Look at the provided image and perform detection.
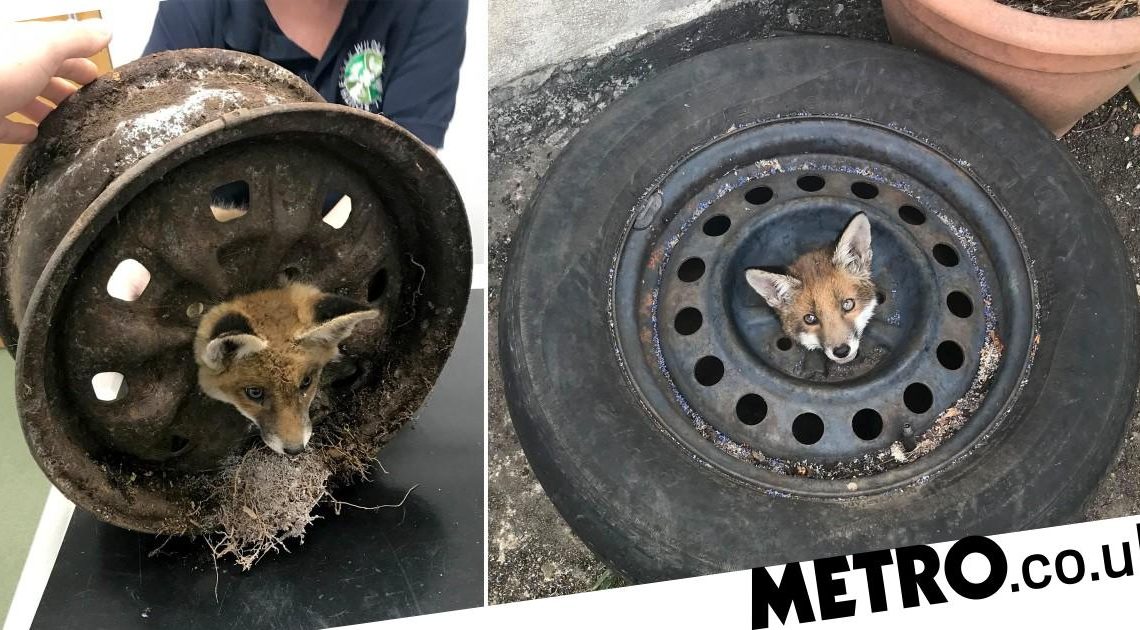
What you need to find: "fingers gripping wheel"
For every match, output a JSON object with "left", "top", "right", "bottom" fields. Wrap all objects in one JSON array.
[{"left": 0, "top": 50, "right": 471, "bottom": 533}]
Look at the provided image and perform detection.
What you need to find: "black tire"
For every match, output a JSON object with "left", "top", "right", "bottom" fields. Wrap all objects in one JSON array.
[{"left": 500, "top": 36, "right": 1139, "bottom": 582}]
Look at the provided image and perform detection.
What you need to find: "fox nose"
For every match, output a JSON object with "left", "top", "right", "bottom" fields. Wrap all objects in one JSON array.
[
  {"left": 284, "top": 445, "right": 306, "bottom": 456},
  {"left": 833, "top": 344, "right": 851, "bottom": 359}
]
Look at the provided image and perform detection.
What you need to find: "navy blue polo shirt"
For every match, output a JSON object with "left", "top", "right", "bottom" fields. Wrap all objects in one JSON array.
[{"left": 144, "top": 0, "right": 466, "bottom": 147}]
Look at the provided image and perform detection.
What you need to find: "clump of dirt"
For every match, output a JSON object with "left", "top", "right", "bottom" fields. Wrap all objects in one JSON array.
[
  {"left": 200, "top": 419, "right": 379, "bottom": 569},
  {"left": 207, "top": 448, "right": 333, "bottom": 570},
  {"left": 998, "top": 0, "right": 1140, "bottom": 19}
]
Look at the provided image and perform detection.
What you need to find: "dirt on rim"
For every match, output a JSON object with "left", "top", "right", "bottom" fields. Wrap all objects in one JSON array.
[{"left": 488, "top": 0, "right": 1140, "bottom": 605}]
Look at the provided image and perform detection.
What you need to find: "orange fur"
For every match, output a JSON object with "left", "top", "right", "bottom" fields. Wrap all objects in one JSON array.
[
  {"left": 746, "top": 213, "right": 878, "bottom": 363},
  {"left": 193, "top": 284, "right": 378, "bottom": 454},
  {"left": 776, "top": 249, "right": 876, "bottom": 349}
]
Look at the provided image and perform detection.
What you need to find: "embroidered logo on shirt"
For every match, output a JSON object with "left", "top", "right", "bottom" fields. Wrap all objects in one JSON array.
[{"left": 340, "top": 40, "right": 385, "bottom": 112}]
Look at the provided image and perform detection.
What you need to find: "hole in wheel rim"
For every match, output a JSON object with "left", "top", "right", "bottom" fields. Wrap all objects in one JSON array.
[
  {"left": 736, "top": 394, "right": 767, "bottom": 425},
  {"left": 937, "top": 341, "right": 965, "bottom": 370},
  {"left": 793, "top": 413, "right": 825, "bottom": 445},
  {"left": 851, "top": 182, "right": 878, "bottom": 199},
  {"left": 898, "top": 205, "right": 925, "bottom": 225},
  {"left": 91, "top": 372, "right": 126, "bottom": 402},
  {"left": 745, "top": 186, "right": 774, "bottom": 205},
  {"left": 797, "top": 175, "right": 825, "bottom": 192},
  {"left": 170, "top": 435, "right": 190, "bottom": 453},
  {"left": 933, "top": 243, "right": 959, "bottom": 267},
  {"left": 677, "top": 258, "right": 705, "bottom": 282},
  {"left": 694, "top": 356, "right": 724, "bottom": 386},
  {"left": 106, "top": 259, "right": 150, "bottom": 302},
  {"left": 852, "top": 409, "right": 883, "bottom": 440},
  {"left": 702, "top": 215, "right": 731, "bottom": 237},
  {"left": 674, "top": 308, "right": 703, "bottom": 335},
  {"left": 904, "top": 383, "right": 934, "bottom": 414},
  {"left": 321, "top": 193, "right": 353, "bottom": 229},
  {"left": 210, "top": 180, "right": 250, "bottom": 223},
  {"left": 947, "top": 291, "right": 973, "bottom": 318},
  {"left": 367, "top": 268, "right": 388, "bottom": 302}
]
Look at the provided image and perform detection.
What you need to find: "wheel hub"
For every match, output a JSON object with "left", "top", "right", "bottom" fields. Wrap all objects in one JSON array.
[
  {"left": 0, "top": 50, "right": 471, "bottom": 532},
  {"left": 61, "top": 139, "right": 403, "bottom": 471},
  {"left": 612, "top": 117, "right": 1032, "bottom": 495}
]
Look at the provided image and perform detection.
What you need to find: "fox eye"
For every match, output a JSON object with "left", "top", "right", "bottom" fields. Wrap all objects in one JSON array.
[
  {"left": 244, "top": 386, "right": 264, "bottom": 401},
  {"left": 842, "top": 298, "right": 855, "bottom": 312},
  {"left": 300, "top": 374, "right": 313, "bottom": 389},
  {"left": 803, "top": 313, "right": 818, "bottom": 325}
]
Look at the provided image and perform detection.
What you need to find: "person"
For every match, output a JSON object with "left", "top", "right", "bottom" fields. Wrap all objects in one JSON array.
[
  {"left": 0, "top": 19, "right": 112, "bottom": 144},
  {"left": 144, "top": 0, "right": 466, "bottom": 149}
]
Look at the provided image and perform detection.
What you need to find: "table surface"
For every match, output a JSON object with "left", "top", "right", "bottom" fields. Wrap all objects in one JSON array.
[{"left": 32, "top": 291, "right": 484, "bottom": 630}]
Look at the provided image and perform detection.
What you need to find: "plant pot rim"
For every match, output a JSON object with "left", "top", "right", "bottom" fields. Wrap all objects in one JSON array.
[{"left": 907, "top": 0, "right": 1140, "bottom": 57}]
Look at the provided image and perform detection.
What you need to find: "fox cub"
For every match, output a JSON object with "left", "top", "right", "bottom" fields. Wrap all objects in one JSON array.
[
  {"left": 194, "top": 284, "right": 378, "bottom": 455},
  {"left": 745, "top": 213, "right": 878, "bottom": 364}
]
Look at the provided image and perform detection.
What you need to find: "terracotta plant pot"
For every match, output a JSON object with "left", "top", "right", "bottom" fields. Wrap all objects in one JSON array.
[{"left": 882, "top": 0, "right": 1140, "bottom": 136}]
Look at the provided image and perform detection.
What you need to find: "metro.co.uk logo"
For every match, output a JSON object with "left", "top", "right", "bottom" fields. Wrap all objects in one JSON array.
[{"left": 752, "top": 524, "right": 1140, "bottom": 628}]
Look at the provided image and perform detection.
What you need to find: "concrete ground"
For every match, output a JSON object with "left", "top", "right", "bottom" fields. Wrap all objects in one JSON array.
[
  {"left": 488, "top": 0, "right": 1140, "bottom": 604},
  {"left": 489, "top": 0, "right": 749, "bottom": 86}
]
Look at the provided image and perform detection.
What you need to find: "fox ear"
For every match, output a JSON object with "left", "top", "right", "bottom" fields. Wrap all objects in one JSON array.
[
  {"left": 297, "top": 294, "right": 379, "bottom": 347},
  {"left": 199, "top": 312, "right": 267, "bottom": 371},
  {"left": 201, "top": 334, "right": 268, "bottom": 372},
  {"left": 745, "top": 269, "right": 802, "bottom": 308},
  {"left": 833, "top": 212, "right": 873, "bottom": 277}
]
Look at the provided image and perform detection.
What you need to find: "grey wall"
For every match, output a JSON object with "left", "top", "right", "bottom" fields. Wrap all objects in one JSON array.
[{"left": 489, "top": 0, "right": 741, "bottom": 86}]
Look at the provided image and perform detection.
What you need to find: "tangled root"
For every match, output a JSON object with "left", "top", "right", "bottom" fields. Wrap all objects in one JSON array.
[
  {"left": 207, "top": 448, "right": 331, "bottom": 570},
  {"left": 204, "top": 422, "right": 381, "bottom": 570}
]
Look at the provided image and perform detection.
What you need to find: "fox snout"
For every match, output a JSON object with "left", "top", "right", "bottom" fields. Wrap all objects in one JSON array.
[
  {"left": 798, "top": 318, "right": 865, "bottom": 365},
  {"left": 824, "top": 339, "right": 858, "bottom": 365},
  {"left": 261, "top": 433, "right": 307, "bottom": 456},
  {"left": 259, "top": 416, "right": 313, "bottom": 456}
]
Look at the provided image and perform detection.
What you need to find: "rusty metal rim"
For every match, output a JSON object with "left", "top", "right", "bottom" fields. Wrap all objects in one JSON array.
[
  {"left": 0, "top": 49, "right": 324, "bottom": 354},
  {"left": 610, "top": 115, "right": 1035, "bottom": 499},
  {"left": 655, "top": 165, "right": 988, "bottom": 464},
  {"left": 14, "top": 103, "right": 470, "bottom": 533}
]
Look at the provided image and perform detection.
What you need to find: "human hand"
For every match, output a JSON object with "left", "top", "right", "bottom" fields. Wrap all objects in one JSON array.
[{"left": 0, "top": 19, "right": 112, "bottom": 144}]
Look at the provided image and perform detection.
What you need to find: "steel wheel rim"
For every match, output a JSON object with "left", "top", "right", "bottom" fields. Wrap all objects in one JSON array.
[
  {"left": 611, "top": 116, "right": 1036, "bottom": 498},
  {"left": 60, "top": 129, "right": 406, "bottom": 471},
  {"left": 4, "top": 51, "right": 470, "bottom": 533}
]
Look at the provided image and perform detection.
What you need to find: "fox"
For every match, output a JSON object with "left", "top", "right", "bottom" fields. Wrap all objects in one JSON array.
[
  {"left": 744, "top": 213, "right": 878, "bottom": 364},
  {"left": 193, "top": 283, "right": 379, "bottom": 455}
]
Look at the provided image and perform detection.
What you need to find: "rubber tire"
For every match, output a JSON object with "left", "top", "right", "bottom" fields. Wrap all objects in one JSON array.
[{"left": 500, "top": 36, "right": 1139, "bottom": 582}]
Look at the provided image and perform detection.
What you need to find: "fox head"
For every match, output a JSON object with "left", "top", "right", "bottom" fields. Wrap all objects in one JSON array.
[
  {"left": 193, "top": 283, "right": 378, "bottom": 455},
  {"left": 745, "top": 213, "right": 878, "bottom": 364}
]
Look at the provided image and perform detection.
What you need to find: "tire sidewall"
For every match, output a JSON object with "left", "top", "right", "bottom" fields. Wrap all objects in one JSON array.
[{"left": 501, "top": 36, "right": 1139, "bottom": 581}]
